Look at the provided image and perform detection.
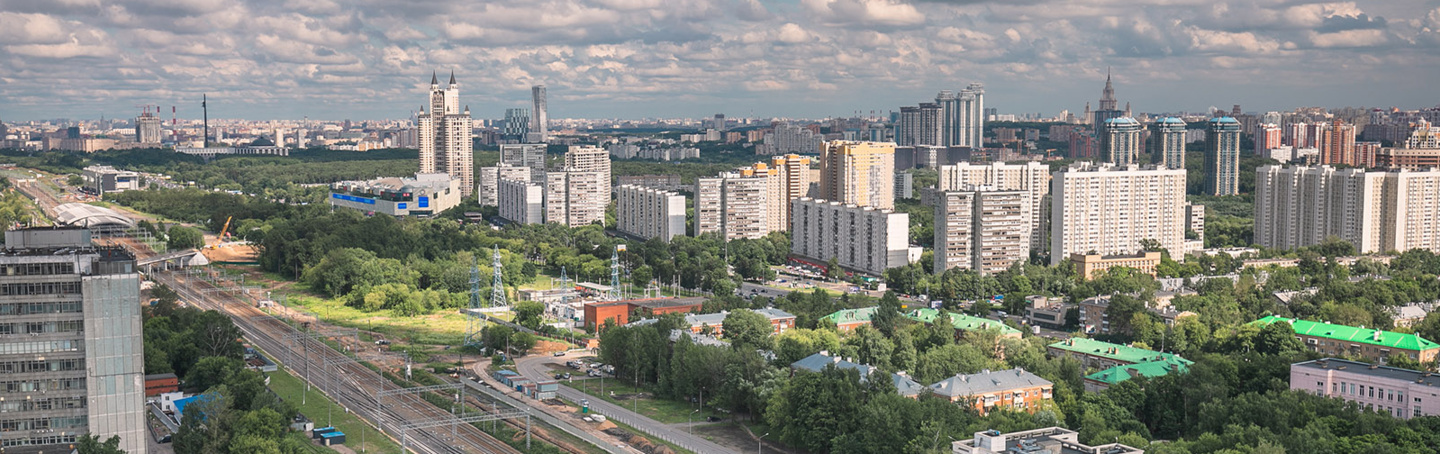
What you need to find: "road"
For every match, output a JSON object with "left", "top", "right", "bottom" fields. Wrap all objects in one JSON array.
[
  {"left": 157, "top": 271, "right": 525, "bottom": 454},
  {"left": 739, "top": 282, "right": 790, "bottom": 300},
  {"left": 513, "top": 356, "right": 740, "bottom": 454}
]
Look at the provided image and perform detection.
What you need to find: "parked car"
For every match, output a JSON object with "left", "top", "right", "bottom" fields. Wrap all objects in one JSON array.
[
  {"left": 553, "top": 351, "right": 566, "bottom": 357},
  {"left": 374, "top": 339, "right": 390, "bottom": 345},
  {"left": 587, "top": 369, "right": 602, "bottom": 377}
]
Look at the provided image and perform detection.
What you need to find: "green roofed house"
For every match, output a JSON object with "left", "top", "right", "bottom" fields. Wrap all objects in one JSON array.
[
  {"left": 1047, "top": 337, "right": 1185, "bottom": 371},
  {"left": 1252, "top": 315, "right": 1440, "bottom": 364},
  {"left": 1084, "top": 357, "right": 1193, "bottom": 392},
  {"left": 821, "top": 306, "right": 1021, "bottom": 338}
]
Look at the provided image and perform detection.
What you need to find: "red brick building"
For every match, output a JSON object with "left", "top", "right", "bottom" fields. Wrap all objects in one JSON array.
[
  {"left": 583, "top": 297, "right": 706, "bottom": 331},
  {"left": 145, "top": 373, "right": 180, "bottom": 397}
]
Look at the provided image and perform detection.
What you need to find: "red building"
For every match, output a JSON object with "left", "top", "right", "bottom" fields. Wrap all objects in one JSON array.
[
  {"left": 583, "top": 297, "right": 706, "bottom": 331},
  {"left": 145, "top": 373, "right": 180, "bottom": 397}
]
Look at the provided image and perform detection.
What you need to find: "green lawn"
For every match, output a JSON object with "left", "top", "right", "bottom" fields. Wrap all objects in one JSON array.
[
  {"left": 569, "top": 378, "right": 723, "bottom": 425},
  {"left": 267, "top": 367, "right": 400, "bottom": 454}
]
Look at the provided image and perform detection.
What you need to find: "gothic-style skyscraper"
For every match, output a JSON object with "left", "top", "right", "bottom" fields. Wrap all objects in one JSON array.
[
  {"left": 418, "top": 71, "right": 474, "bottom": 196},
  {"left": 1099, "top": 68, "right": 1118, "bottom": 111},
  {"left": 1091, "top": 68, "right": 1125, "bottom": 127}
]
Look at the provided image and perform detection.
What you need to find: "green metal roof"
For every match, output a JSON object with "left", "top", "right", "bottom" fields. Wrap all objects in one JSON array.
[
  {"left": 1047, "top": 337, "right": 1182, "bottom": 364},
  {"left": 1085, "top": 357, "right": 1193, "bottom": 385},
  {"left": 907, "top": 308, "right": 1021, "bottom": 335},
  {"left": 1252, "top": 316, "right": 1440, "bottom": 351},
  {"left": 820, "top": 306, "right": 1020, "bottom": 335}
]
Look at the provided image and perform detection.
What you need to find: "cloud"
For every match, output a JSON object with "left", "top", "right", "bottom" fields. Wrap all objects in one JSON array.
[{"left": 801, "top": 0, "right": 926, "bottom": 27}]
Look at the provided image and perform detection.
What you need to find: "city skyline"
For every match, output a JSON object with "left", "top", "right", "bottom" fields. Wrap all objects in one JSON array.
[{"left": 1, "top": 0, "right": 1438, "bottom": 121}]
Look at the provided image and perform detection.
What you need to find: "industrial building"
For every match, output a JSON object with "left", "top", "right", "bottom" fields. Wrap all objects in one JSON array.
[
  {"left": 0, "top": 228, "right": 147, "bottom": 453},
  {"left": 81, "top": 165, "right": 140, "bottom": 194},
  {"left": 328, "top": 173, "right": 462, "bottom": 217}
]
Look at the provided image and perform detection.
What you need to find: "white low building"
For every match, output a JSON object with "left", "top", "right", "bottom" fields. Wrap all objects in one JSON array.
[{"left": 329, "top": 173, "right": 461, "bottom": 217}]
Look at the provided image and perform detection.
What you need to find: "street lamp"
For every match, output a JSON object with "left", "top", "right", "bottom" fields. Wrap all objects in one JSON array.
[
  {"left": 759, "top": 432, "right": 770, "bottom": 454},
  {"left": 689, "top": 409, "right": 700, "bottom": 435}
]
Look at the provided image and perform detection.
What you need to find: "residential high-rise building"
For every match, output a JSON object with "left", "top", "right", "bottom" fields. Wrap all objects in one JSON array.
[
  {"left": 0, "top": 228, "right": 147, "bottom": 454},
  {"left": 1254, "top": 165, "right": 1440, "bottom": 253},
  {"left": 497, "top": 177, "right": 544, "bottom": 224},
  {"left": 791, "top": 198, "right": 911, "bottom": 275},
  {"left": 1098, "top": 117, "right": 1142, "bottom": 166},
  {"left": 936, "top": 91, "right": 958, "bottom": 146},
  {"left": 417, "top": 71, "right": 474, "bottom": 196},
  {"left": 958, "top": 83, "right": 985, "bottom": 149},
  {"left": 896, "top": 106, "right": 920, "bottom": 146},
  {"left": 1050, "top": 162, "right": 1188, "bottom": 265},
  {"left": 135, "top": 111, "right": 162, "bottom": 144},
  {"left": 563, "top": 145, "right": 611, "bottom": 202},
  {"left": 1151, "top": 117, "right": 1187, "bottom": 170},
  {"left": 1320, "top": 120, "right": 1356, "bottom": 166},
  {"left": 1404, "top": 119, "right": 1440, "bottom": 149},
  {"left": 819, "top": 141, "right": 895, "bottom": 210},
  {"left": 1203, "top": 116, "right": 1242, "bottom": 196},
  {"left": 695, "top": 172, "right": 771, "bottom": 240},
  {"left": 938, "top": 162, "right": 1050, "bottom": 251},
  {"left": 478, "top": 164, "right": 531, "bottom": 206},
  {"left": 760, "top": 122, "right": 823, "bottom": 155},
  {"left": 502, "top": 108, "right": 531, "bottom": 143},
  {"left": 543, "top": 171, "right": 607, "bottom": 227},
  {"left": 530, "top": 85, "right": 548, "bottom": 143},
  {"left": 616, "top": 185, "right": 686, "bottom": 241},
  {"left": 1256, "top": 123, "right": 1283, "bottom": 156},
  {"left": 933, "top": 187, "right": 1030, "bottom": 275},
  {"left": 500, "top": 143, "right": 547, "bottom": 180}
]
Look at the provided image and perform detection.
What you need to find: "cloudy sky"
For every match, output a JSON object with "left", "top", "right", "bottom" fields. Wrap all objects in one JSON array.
[{"left": 1, "top": 0, "right": 1438, "bottom": 121}]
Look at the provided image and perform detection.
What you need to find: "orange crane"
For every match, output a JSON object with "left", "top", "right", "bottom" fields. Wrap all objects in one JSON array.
[{"left": 208, "top": 216, "right": 232, "bottom": 249}]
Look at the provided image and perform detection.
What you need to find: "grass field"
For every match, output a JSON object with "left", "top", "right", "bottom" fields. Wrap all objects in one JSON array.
[
  {"left": 267, "top": 366, "right": 400, "bottom": 454},
  {"left": 568, "top": 378, "right": 723, "bottom": 425}
]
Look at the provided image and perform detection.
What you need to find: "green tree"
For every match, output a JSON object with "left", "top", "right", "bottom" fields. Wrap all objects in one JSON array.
[
  {"left": 722, "top": 308, "right": 774, "bottom": 350},
  {"left": 514, "top": 301, "right": 545, "bottom": 330},
  {"left": 76, "top": 434, "right": 126, "bottom": 454},
  {"left": 774, "top": 328, "right": 842, "bottom": 365},
  {"left": 184, "top": 356, "right": 243, "bottom": 392},
  {"left": 510, "top": 331, "right": 538, "bottom": 355},
  {"left": 167, "top": 225, "right": 205, "bottom": 250},
  {"left": 872, "top": 291, "right": 905, "bottom": 336}
]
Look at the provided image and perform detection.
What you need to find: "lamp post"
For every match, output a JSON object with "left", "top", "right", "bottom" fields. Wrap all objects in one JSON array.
[
  {"left": 689, "top": 409, "right": 699, "bottom": 435},
  {"left": 759, "top": 432, "right": 769, "bottom": 454}
]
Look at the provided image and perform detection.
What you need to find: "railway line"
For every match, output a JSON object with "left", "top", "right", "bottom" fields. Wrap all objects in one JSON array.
[{"left": 154, "top": 271, "right": 525, "bottom": 454}]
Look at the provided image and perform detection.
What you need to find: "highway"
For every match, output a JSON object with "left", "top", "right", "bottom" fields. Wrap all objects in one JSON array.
[
  {"left": 513, "top": 356, "right": 740, "bottom": 454},
  {"left": 156, "top": 271, "right": 526, "bottom": 454}
]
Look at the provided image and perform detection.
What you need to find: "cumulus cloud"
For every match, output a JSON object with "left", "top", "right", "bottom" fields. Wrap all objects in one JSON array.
[{"left": 0, "top": 0, "right": 1434, "bottom": 119}]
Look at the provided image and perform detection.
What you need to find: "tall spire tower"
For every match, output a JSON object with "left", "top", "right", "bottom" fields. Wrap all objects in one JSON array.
[
  {"left": 1099, "top": 67, "right": 1118, "bottom": 111},
  {"left": 417, "top": 70, "right": 474, "bottom": 196}
]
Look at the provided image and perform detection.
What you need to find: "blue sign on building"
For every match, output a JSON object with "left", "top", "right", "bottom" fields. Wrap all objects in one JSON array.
[
  {"left": 331, "top": 193, "right": 376, "bottom": 205},
  {"left": 418, "top": 196, "right": 430, "bottom": 208},
  {"left": 397, "top": 202, "right": 408, "bottom": 210}
]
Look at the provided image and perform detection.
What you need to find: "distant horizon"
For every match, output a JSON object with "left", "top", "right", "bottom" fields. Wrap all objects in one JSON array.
[{"left": 1, "top": 0, "right": 1437, "bottom": 121}]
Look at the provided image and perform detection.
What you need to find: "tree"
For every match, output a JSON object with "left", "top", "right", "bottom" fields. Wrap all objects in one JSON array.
[
  {"left": 722, "top": 309, "right": 774, "bottom": 350},
  {"left": 185, "top": 356, "right": 243, "bottom": 392},
  {"left": 167, "top": 225, "right": 205, "bottom": 250},
  {"left": 514, "top": 301, "right": 545, "bottom": 330},
  {"left": 825, "top": 257, "right": 844, "bottom": 280},
  {"left": 76, "top": 434, "right": 126, "bottom": 454},
  {"left": 872, "top": 291, "right": 904, "bottom": 336},
  {"left": 510, "top": 331, "right": 538, "bottom": 355}
]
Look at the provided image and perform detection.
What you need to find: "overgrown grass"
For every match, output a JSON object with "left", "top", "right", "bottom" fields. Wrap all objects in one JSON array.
[
  {"left": 267, "top": 366, "right": 399, "bottom": 453},
  {"left": 568, "top": 378, "right": 723, "bottom": 425}
]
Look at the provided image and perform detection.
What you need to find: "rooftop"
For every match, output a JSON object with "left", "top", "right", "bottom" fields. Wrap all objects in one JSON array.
[
  {"left": 928, "top": 368, "right": 1052, "bottom": 398},
  {"left": 1253, "top": 315, "right": 1440, "bottom": 351},
  {"left": 791, "top": 352, "right": 925, "bottom": 397},
  {"left": 1210, "top": 116, "right": 1241, "bottom": 124},
  {"left": 1085, "top": 357, "right": 1193, "bottom": 385},
  {"left": 1294, "top": 358, "right": 1440, "bottom": 388},
  {"left": 952, "top": 427, "right": 1144, "bottom": 454},
  {"left": 628, "top": 297, "right": 707, "bottom": 309},
  {"left": 1048, "top": 337, "right": 1184, "bottom": 364},
  {"left": 908, "top": 308, "right": 1021, "bottom": 335}
]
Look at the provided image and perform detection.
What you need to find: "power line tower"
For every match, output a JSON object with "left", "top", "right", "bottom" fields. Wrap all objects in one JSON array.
[
  {"left": 463, "top": 256, "right": 481, "bottom": 346},
  {"left": 608, "top": 245, "right": 625, "bottom": 301},
  {"left": 491, "top": 245, "right": 508, "bottom": 310}
]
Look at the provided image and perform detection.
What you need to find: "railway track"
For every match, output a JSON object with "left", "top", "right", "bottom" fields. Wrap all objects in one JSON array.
[{"left": 154, "top": 271, "right": 524, "bottom": 454}]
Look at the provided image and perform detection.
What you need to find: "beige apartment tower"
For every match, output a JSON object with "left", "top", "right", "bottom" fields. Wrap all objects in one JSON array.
[
  {"left": 1050, "top": 163, "right": 1189, "bottom": 265},
  {"left": 693, "top": 155, "right": 813, "bottom": 240},
  {"left": 819, "top": 141, "right": 895, "bottom": 210},
  {"left": 417, "top": 72, "right": 474, "bottom": 196},
  {"left": 934, "top": 188, "right": 1031, "bottom": 275}
]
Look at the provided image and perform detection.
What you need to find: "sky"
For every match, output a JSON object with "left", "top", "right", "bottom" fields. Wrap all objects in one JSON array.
[{"left": 1, "top": 0, "right": 1438, "bottom": 121}]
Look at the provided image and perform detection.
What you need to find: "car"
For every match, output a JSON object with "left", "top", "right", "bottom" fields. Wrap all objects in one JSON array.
[
  {"left": 587, "top": 369, "right": 602, "bottom": 377},
  {"left": 554, "top": 373, "right": 566, "bottom": 380},
  {"left": 561, "top": 372, "right": 571, "bottom": 379},
  {"left": 589, "top": 363, "right": 602, "bottom": 369},
  {"left": 553, "top": 351, "right": 566, "bottom": 357},
  {"left": 374, "top": 339, "right": 391, "bottom": 345}
]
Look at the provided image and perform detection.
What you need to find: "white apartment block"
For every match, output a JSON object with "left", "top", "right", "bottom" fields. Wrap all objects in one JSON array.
[
  {"left": 934, "top": 187, "right": 1031, "bottom": 275},
  {"left": 544, "top": 171, "right": 608, "bottom": 228},
  {"left": 500, "top": 143, "right": 547, "bottom": 181},
  {"left": 497, "top": 177, "right": 544, "bottom": 225},
  {"left": 761, "top": 122, "right": 824, "bottom": 155},
  {"left": 418, "top": 73, "right": 474, "bottom": 197},
  {"left": 616, "top": 185, "right": 686, "bottom": 241},
  {"left": 938, "top": 162, "right": 1051, "bottom": 251},
  {"left": 695, "top": 173, "right": 771, "bottom": 240},
  {"left": 1255, "top": 165, "right": 1440, "bottom": 254},
  {"left": 478, "top": 164, "right": 530, "bottom": 206},
  {"left": 564, "top": 145, "right": 612, "bottom": 202},
  {"left": 1050, "top": 163, "right": 1188, "bottom": 265},
  {"left": 791, "top": 198, "right": 911, "bottom": 276}
]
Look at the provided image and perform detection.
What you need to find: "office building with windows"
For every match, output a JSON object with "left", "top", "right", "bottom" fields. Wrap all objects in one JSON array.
[
  {"left": 1203, "top": 117, "right": 1242, "bottom": 196},
  {"left": 500, "top": 143, "right": 547, "bottom": 181},
  {"left": 0, "top": 228, "right": 146, "bottom": 454},
  {"left": 1099, "top": 117, "right": 1143, "bottom": 166},
  {"left": 1291, "top": 358, "right": 1440, "bottom": 419}
]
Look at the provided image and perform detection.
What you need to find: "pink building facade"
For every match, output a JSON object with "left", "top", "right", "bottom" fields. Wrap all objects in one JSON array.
[{"left": 1291, "top": 358, "right": 1440, "bottom": 419}]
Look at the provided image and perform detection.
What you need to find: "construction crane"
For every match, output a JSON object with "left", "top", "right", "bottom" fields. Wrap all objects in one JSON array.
[{"left": 207, "top": 216, "right": 232, "bottom": 249}]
